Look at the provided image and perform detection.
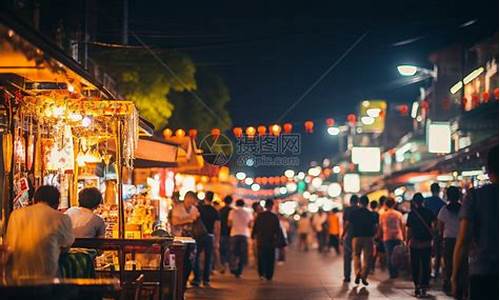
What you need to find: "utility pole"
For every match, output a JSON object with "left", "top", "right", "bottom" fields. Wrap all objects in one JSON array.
[{"left": 122, "top": 0, "right": 128, "bottom": 45}]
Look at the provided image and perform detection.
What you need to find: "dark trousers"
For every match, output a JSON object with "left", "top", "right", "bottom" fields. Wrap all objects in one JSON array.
[
  {"left": 470, "top": 274, "right": 499, "bottom": 300},
  {"left": 183, "top": 243, "right": 196, "bottom": 288},
  {"left": 329, "top": 234, "right": 340, "bottom": 254},
  {"left": 343, "top": 235, "right": 353, "bottom": 279},
  {"left": 442, "top": 238, "right": 456, "bottom": 287},
  {"left": 193, "top": 234, "right": 214, "bottom": 283},
  {"left": 316, "top": 231, "right": 327, "bottom": 252},
  {"left": 433, "top": 234, "right": 442, "bottom": 275},
  {"left": 220, "top": 235, "right": 231, "bottom": 266},
  {"left": 230, "top": 235, "right": 248, "bottom": 276},
  {"left": 257, "top": 245, "right": 276, "bottom": 280},
  {"left": 410, "top": 247, "right": 431, "bottom": 288},
  {"left": 384, "top": 239, "right": 402, "bottom": 277}
]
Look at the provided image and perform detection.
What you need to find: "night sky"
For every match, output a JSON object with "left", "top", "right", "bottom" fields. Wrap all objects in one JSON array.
[{"left": 95, "top": 0, "right": 498, "bottom": 175}]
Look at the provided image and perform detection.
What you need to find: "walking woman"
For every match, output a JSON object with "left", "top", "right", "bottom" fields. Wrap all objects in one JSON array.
[
  {"left": 437, "top": 186, "right": 462, "bottom": 295},
  {"left": 406, "top": 193, "right": 436, "bottom": 298}
]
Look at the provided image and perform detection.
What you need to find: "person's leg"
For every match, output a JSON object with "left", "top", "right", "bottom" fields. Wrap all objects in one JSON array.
[
  {"left": 184, "top": 243, "right": 196, "bottom": 288},
  {"left": 421, "top": 247, "right": 432, "bottom": 289},
  {"left": 192, "top": 238, "right": 203, "bottom": 284},
  {"left": 333, "top": 235, "right": 340, "bottom": 254},
  {"left": 442, "top": 238, "right": 455, "bottom": 292},
  {"left": 266, "top": 246, "right": 276, "bottom": 280},
  {"left": 433, "top": 235, "right": 442, "bottom": 277},
  {"left": 343, "top": 235, "right": 352, "bottom": 280},
  {"left": 361, "top": 238, "right": 373, "bottom": 280},
  {"left": 230, "top": 236, "right": 239, "bottom": 274},
  {"left": 409, "top": 247, "right": 420, "bottom": 288},
  {"left": 233, "top": 236, "right": 247, "bottom": 276},
  {"left": 384, "top": 240, "right": 400, "bottom": 278},
  {"left": 203, "top": 234, "right": 214, "bottom": 283},
  {"left": 352, "top": 238, "right": 362, "bottom": 280},
  {"left": 257, "top": 245, "right": 265, "bottom": 278}
]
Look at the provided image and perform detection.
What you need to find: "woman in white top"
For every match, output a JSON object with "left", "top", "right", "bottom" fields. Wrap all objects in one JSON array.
[{"left": 437, "top": 186, "right": 462, "bottom": 294}]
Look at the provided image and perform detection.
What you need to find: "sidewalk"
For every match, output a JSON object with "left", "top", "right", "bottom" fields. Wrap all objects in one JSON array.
[{"left": 185, "top": 248, "right": 453, "bottom": 299}]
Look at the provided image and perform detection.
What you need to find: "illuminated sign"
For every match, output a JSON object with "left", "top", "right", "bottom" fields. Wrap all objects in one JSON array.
[
  {"left": 359, "top": 100, "right": 387, "bottom": 133},
  {"left": 427, "top": 122, "right": 451, "bottom": 154},
  {"left": 343, "top": 173, "right": 360, "bottom": 193},
  {"left": 352, "top": 147, "right": 381, "bottom": 172}
]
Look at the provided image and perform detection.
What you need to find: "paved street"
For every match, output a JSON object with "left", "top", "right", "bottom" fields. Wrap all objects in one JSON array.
[{"left": 186, "top": 248, "right": 453, "bottom": 300}]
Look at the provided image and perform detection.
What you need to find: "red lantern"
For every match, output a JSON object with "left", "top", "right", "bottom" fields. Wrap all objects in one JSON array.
[
  {"left": 163, "top": 128, "right": 173, "bottom": 139},
  {"left": 398, "top": 105, "right": 409, "bottom": 116},
  {"left": 188, "top": 129, "right": 198, "bottom": 138},
  {"left": 261, "top": 177, "right": 268, "bottom": 185},
  {"left": 270, "top": 124, "right": 281, "bottom": 136},
  {"left": 233, "top": 127, "right": 243, "bottom": 138},
  {"left": 495, "top": 88, "right": 499, "bottom": 100},
  {"left": 472, "top": 94, "right": 480, "bottom": 107},
  {"left": 257, "top": 125, "right": 267, "bottom": 136},
  {"left": 347, "top": 114, "right": 356, "bottom": 125},
  {"left": 304, "top": 120, "right": 314, "bottom": 133},
  {"left": 175, "top": 129, "right": 186, "bottom": 137},
  {"left": 268, "top": 177, "right": 276, "bottom": 185},
  {"left": 326, "top": 118, "right": 335, "bottom": 127},
  {"left": 255, "top": 177, "right": 263, "bottom": 185},
  {"left": 211, "top": 128, "right": 221, "bottom": 137},
  {"left": 246, "top": 126, "right": 256, "bottom": 138},
  {"left": 283, "top": 123, "right": 293, "bottom": 133},
  {"left": 482, "top": 91, "right": 490, "bottom": 102},
  {"left": 280, "top": 176, "right": 287, "bottom": 184}
]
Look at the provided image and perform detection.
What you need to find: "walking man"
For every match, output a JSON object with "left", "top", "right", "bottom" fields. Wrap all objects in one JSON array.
[
  {"left": 424, "top": 182, "right": 446, "bottom": 278},
  {"left": 228, "top": 199, "right": 253, "bottom": 278},
  {"left": 341, "top": 195, "right": 358, "bottom": 282},
  {"left": 192, "top": 191, "right": 220, "bottom": 287},
  {"left": 252, "top": 199, "right": 286, "bottom": 280},
  {"left": 344, "top": 195, "right": 378, "bottom": 285},
  {"left": 219, "top": 195, "right": 233, "bottom": 273}
]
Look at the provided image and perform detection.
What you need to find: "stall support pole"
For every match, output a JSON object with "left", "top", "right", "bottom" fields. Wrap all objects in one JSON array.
[{"left": 116, "top": 119, "right": 125, "bottom": 239}]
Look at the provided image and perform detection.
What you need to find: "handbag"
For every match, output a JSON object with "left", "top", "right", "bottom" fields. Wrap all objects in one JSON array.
[
  {"left": 191, "top": 217, "right": 208, "bottom": 240},
  {"left": 391, "top": 244, "right": 410, "bottom": 270}
]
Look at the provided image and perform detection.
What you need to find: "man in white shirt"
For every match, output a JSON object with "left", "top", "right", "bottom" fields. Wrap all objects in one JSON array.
[
  {"left": 65, "top": 187, "right": 106, "bottom": 238},
  {"left": 6, "top": 185, "right": 75, "bottom": 278},
  {"left": 228, "top": 199, "right": 253, "bottom": 277}
]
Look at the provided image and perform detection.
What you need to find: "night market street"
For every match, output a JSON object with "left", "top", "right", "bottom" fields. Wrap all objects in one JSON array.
[{"left": 186, "top": 248, "right": 453, "bottom": 300}]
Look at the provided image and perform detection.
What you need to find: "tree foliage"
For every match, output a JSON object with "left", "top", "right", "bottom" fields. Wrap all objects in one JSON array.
[
  {"left": 168, "top": 70, "right": 232, "bottom": 136},
  {"left": 91, "top": 48, "right": 197, "bottom": 129}
]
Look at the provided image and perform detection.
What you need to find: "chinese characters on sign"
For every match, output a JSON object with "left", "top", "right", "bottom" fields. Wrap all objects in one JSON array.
[{"left": 235, "top": 134, "right": 301, "bottom": 167}]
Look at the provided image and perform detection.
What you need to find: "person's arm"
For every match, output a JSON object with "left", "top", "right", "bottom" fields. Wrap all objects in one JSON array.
[
  {"left": 228, "top": 210, "right": 234, "bottom": 228},
  {"left": 96, "top": 216, "right": 106, "bottom": 238},
  {"left": 452, "top": 219, "right": 471, "bottom": 296},
  {"left": 400, "top": 217, "right": 406, "bottom": 242},
  {"left": 341, "top": 221, "right": 350, "bottom": 240},
  {"left": 251, "top": 215, "right": 259, "bottom": 239},
  {"left": 214, "top": 220, "right": 221, "bottom": 246},
  {"left": 60, "top": 215, "right": 75, "bottom": 251},
  {"left": 171, "top": 207, "right": 196, "bottom": 226}
]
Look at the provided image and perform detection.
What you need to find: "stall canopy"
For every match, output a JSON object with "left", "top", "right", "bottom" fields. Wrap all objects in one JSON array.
[{"left": 133, "top": 137, "right": 178, "bottom": 168}]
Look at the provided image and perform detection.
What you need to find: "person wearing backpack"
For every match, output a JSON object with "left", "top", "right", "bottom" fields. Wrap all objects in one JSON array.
[{"left": 406, "top": 193, "right": 436, "bottom": 298}]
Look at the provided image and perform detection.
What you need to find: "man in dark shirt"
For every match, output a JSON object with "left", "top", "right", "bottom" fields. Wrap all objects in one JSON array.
[
  {"left": 344, "top": 195, "right": 377, "bottom": 286},
  {"left": 453, "top": 146, "right": 499, "bottom": 300},
  {"left": 192, "top": 191, "right": 220, "bottom": 286},
  {"left": 424, "top": 182, "right": 445, "bottom": 277},
  {"left": 252, "top": 199, "right": 286, "bottom": 280},
  {"left": 406, "top": 193, "right": 436, "bottom": 297},
  {"left": 219, "top": 195, "right": 233, "bottom": 273},
  {"left": 341, "top": 195, "right": 358, "bottom": 282}
]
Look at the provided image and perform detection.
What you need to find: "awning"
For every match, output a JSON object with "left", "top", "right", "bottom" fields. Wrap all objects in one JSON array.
[{"left": 133, "top": 137, "right": 178, "bottom": 168}]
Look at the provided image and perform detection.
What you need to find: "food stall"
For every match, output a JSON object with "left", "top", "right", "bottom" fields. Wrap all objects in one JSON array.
[{"left": 0, "top": 13, "right": 181, "bottom": 300}]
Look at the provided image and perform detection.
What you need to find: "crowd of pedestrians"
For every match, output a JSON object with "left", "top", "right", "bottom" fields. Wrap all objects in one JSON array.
[{"left": 289, "top": 145, "right": 498, "bottom": 299}]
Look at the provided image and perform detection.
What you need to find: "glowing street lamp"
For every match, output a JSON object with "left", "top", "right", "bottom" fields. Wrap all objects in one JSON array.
[
  {"left": 327, "top": 126, "right": 340, "bottom": 136},
  {"left": 397, "top": 64, "right": 437, "bottom": 79}
]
